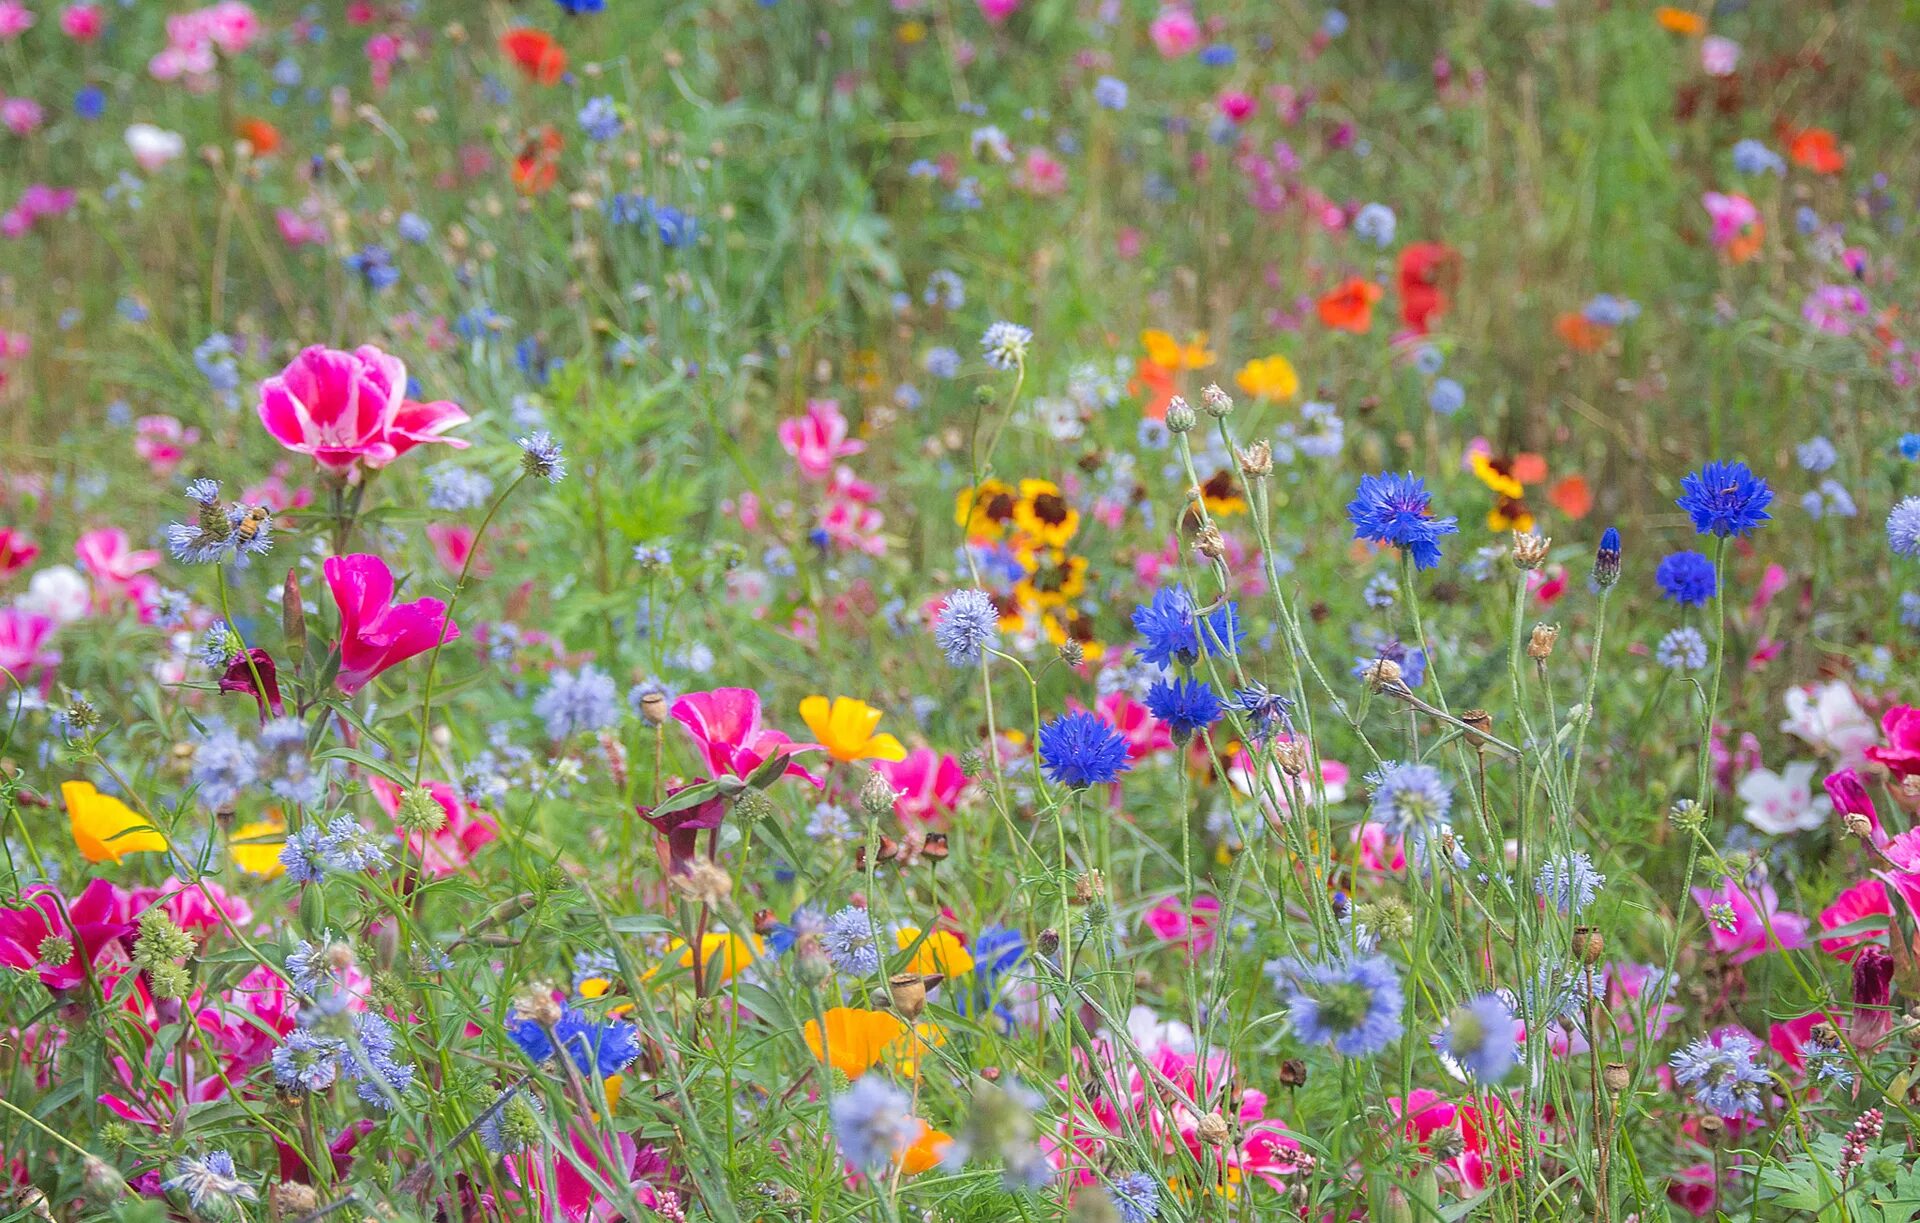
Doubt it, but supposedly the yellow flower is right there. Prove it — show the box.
[897,19,926,43]
[664,932,763,984]
[1011,479,1080,548]
[1141,329,1215,371]
[885,1022,949,1079]
[1469,452,1524,500]
[955,479,1017,540]
[229,818,287,878]
[894,926,974,977]
[1198,469,1247,517]
[1234,355,1299,401]
[61,781,167,864]
[1013,547,1089,610]
[800,696,907,763]
[804,1006,910,1079]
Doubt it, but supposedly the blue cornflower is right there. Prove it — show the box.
[1434,994,1517,1081]
[1670,1031,1770,1119]
[74,87,105,121]
[555,0,607,10]
[980,321,1032,370]
[1093,76,1129,110]
[508,1006,642,1075]
[1593,525,1622,587]
[194,335,238,391]
[396,212,432,244]
[1655,551,1716,606]
[924,346,961,378]
[1802,480,1856,520]
[1347,472,1460,570]
[279,825,328,885]
[1265,953,1404,1057]
[1198,43,1237,66]
[1367,762,1451,849]
[1582,294,1640,326]
[161,1151,256,1213]
[1731,138,1785,176]
[578,95,621,140]
[1413,344,1444,376]
[1229,682,1293,743]
[1888,497,1920,558]
[934,589,1000,667]
[1037,711,1132,788]
[823,905,881,977]
[1145,677,1222,742]
[1535,851,1606,916]
[1901,434,1920,461]
[831,1077,917,1170]
[1111,1172,1161,1223]
[317,816,385,874]
[342,1013,415,1109]
[518,431,567,483]
[343,245,400,292]
[1676,460,1773,538]
[1902,591,1920,631]
[533,666,620,739]
[1352,202,1396,247]
[271,1028,345,1092]
[1796,436,1838,473]
[1322,8,1349,36]
[1130,586,1245,669]
[1656,626,1709,671]
[1427,377,1465,416]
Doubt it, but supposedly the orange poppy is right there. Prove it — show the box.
[236,118,281,156]
[803,1007,909,1080]
[1654,7,1706,35]
[1132,359,1178,420]
[1548,476,1593,520]
[500,28,567,85]
[512,126,564,194]
[1554,312,1608,353]
[1317,278,1382,334]
[895,1121,953,1176]
[1726,221,1765,266]
[1787,127,1845,175]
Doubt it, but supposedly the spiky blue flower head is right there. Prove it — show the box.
[507,1006,642,1076]
[1535,851,1606,916]
[1888,497,1920,558]
[1346,472,1459,570]
[823,905,881,977]
[1593,526,1622,587]
[1037,710,1132,788]
[342,1012,415,1109]
[577,95,621,141]
[1145,676,1222,742]
[1676,460,1773,538]
[1229,682,1293,743]
[1111,1171,1162,1223]
[1670,1030,1770,1119]
[1129,585,1245,669]
[1434,993,1518,1081]
[1093,76,1129,110]
[934,589,1000,667]
[831,1076,918,1170]
[1266,953,1404,1057]
[1655,550,1716,606]
[1367,761,1452,847]
[161,1150,256,1213]
[533,665,620,740]
[271,1028,345,1093]
[1656,626,1709,671]
[980,321,1033,370]
[518,431,567,483]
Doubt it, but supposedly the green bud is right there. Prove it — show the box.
[395,786,448,835]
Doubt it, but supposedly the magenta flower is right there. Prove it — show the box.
[872,748,967,826]
[324,553,458,696]
[0,607,59,688]
[258,345,470,473]
[1701,191,1758,248]
[0,879,137,991]
[775,399,863,481]
[1148,5,1199,57]
[75,526,160,614]
[669,687,822,785]
[368,777,498,877]
[1692,876,1808,965]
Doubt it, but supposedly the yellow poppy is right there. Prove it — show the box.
[804,1006,909,1079]
[1011,479,1080,548]
[61,781,167,864]
[894,926,974,977]
[664,932,763,984]
[1141,329,1215,371]
[955,479,1018,541]
[885,1021,948,1079]
[1013,547,1088,610]
[1234,355,1299,401]
[799,696,907,764]
[229,818,287,878]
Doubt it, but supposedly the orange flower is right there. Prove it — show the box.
[895,1121,953,1176]
[1727,221,1765,266]
[1549,475,1593,520]
[1554,312,1608,353]
[512,127,564,194]
[1787,127,1845,175]
[1132,359,1178,420]
[1140,329,1214,371]
[804,1007,909,1079]
[236,118,281,156]
[500,28,567,85]
[1654,7,1706,35]
[1317,278,1382,334]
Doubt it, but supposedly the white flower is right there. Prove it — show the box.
[1780,681,1877,769]
[1125,1005,1196,1058]
[18,565,89,625]
[1737,761,1832,835]
[125,123,185,172]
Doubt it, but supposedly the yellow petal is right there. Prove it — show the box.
[63,781,167,864]
[864,733,908,763]
[799,695,832,743]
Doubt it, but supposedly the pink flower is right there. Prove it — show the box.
[776,399,863,481]
[324,553,458,696]
[669,687,823,785]
[133,414,200,475]
[1,97,43,135]
[0,608,58,686]
[1701,34,1740,76]
[977,0,1018,22]
[1142,894,1220,958]
[1353,822,1407,873]
[425,523,487,575]
[1667,1164,1719,1218]
[1217,90,1256,123]
[1701,191,1758,247]
[873,748,967,826]
[0,2,35,39]
[275,205,329,246]
[1692,876,1808,964]
[257,344,470,473]
[132,877,253,933]
[1148,5,1199,57]
[1818,879,1889,962]
[1866,704,1920,778]
[1768,1010,1841,1074]
[0,879,138,991]
[59,5,105,41]
[1019,146,1067,195]
[1852,945,1896,1049]
[1388,1090,1518,1193]
[368,777,499,876]
[0,526,39,576]
[75,527,160,616]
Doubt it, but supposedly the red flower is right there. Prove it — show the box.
[1317,277,1382,333]
[1786,126,1845,175]
[511,126,564,194]
[1397,242,1457,334]
[500,28,567,85]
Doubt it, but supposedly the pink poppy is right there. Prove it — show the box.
[0,879,139,991]
[776,399,863,481]
[1866,704,1920,778]
[1818,878,1890,962]
[74,527,160,616]
[324,553,458,696]
[368,777,500,876]
[1667,1164,1719,1218]
[1388,1089,1519,1192]
[669,687,822,786]
[1691,876,1808,965]
[873,748,967,826]
[1701,191,1758,247]
[258,344,470,473]
[426,522,488,575]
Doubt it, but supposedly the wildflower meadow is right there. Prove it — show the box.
[5,1,1920,1220]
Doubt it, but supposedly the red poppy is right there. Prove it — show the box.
[1553,312,1607,353]
[500,29,567,85]
[236,118,281,156]
[1317,278,1382,334]
[512,127,564,194]
[1397,242,1457,334]
[1548,475,1593,520]
[1786,126,1845,175]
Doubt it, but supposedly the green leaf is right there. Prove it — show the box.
[643,781,720,816]
[314,746,412,786]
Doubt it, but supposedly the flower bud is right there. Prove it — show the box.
[1592,526,1621,588]
[860,768,900,818]
[1200,383,1234,418]
[1511,530,1551,571]
[1526,623,1559,661]
[1164,397,1197,434]
[1239,440,1273,477]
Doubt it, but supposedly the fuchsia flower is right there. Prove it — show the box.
[0,879,139,991]
[75,527,160,617]
[873,748,967,826]
[324,553,458,696]
[0,526,38,576]
[258,345,470,473]
[219,647,285,720]
[0,1,33,39]
[60,5,106,41]
[669,687,822,785]
[1148,5,1200,57]
[1692,876,1808,965]
[368,777,499,876]
[426,523,487,575]
[1389,1090,1519,1193]
[1866,704,1920,779]
[1142,894,1220,958]
[133,414,201,475]
[1818,878,1890,962]
[0,607,58,686]
[776,399,863,481]
[1701,191,1758,247]
[976,0,1018,22]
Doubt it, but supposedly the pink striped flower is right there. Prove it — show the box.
[258,344,469,473]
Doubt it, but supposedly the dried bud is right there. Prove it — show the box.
[1195,1111,1231,1145]
[1278,1058,1308,1088]
[1697,1114,1726,1142]
[1057,638,1085,667]
[1239,440,1273,477]
[1460,709,1494,749]
[270,1181,319,1219]
[513,984,564,1027]
[1200,383,1234,418]
[1511,530,1551,571]
[1429,1125,1466,1162]
[1193,524,1227,561]
[638,689,668,726]
[668,858,733,905]
[1164,397,1197,434]
[1526,623,1559,661]
[1272,739,1309,777]
[1843,812,1873,839]
[1360,657,1404,691]
[889,973,939,1020]
[1602,1062,1630,1095]
[1571,925,1605,964]
[859,768,900,818]
[1071,870,1106,907]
